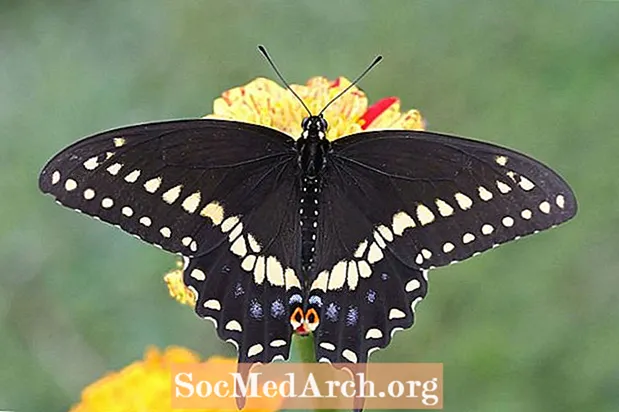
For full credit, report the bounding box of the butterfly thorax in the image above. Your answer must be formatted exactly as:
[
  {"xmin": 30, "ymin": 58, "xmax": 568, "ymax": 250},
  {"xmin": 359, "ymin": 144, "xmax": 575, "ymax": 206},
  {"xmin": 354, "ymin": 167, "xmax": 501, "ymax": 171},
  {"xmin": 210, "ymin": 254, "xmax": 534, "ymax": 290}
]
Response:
[{"xmin": 296, "ymin": 116, "xmax": 330, "ymax": 275}]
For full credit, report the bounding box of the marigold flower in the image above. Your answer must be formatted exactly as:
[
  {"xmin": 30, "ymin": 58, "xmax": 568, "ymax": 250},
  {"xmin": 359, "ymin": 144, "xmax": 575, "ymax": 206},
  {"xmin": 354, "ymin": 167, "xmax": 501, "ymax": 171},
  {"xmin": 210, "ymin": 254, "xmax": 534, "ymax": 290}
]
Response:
[
  {"xmin": 165, "ymin": 76, "xmax": 425, "ymax": 305},
  {"xmin": 70, "ymin": 347, "xmax": 281, "ymax": 412}
]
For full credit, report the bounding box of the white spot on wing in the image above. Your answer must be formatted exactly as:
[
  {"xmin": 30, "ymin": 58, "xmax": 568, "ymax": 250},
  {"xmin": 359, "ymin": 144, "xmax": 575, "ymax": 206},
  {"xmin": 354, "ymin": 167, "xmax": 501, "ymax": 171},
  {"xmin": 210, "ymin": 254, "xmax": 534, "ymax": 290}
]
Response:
[
  {"xmin": 502, "ymin": 216, "xmax": 515, "ymax": 227},
  {"xmin": 519, "ymin": 176, "xmax": 536, "ymax": 191},
  {"xmin": 266, "ymin": 256, "xmax": 285, "ymax": 286},
  {"xmin": 311, "ymin": 271, "xmax": 329, "ymax": 292},
  {"xmin": 342, "ymin": 349, "xmax": 358, "ymax": 363},
  {"xmin": 51, "ymin": 171, "xmax": 61, "ymax": 184},
  {"xmin": 65, "ymin": 179, "xmax": 77, "ymax": 191},
  {"xmin": 478, "ymin": 186, "xmax": 493, "ymax": 201},
  {"xmin": 83, "ymin": 157, "xmax": 99, "ymax": 170},
  {"xmin": 416, "ymin": 204, "xmax": 435, "ymax": 225},
  {"xmin": 365, "ymin": 328, "xmax": 383, "ymax": 339},
  {"xmin": 190, "ymin": 268, "xmax": 206, "ymax": 281},
  {"xmin": 539, "ymin": 201, "xmax": 551, "ymax": 214},
  {"xmin": 481, "ymin": 224, "xmax": 494, "ymax": 235},
  {"xmin": 455, "ymin": 193, "xmax": 473, "ymax": 210},
  {"xmin": 495, "ymin": 155, "xmax": 508, "ymax": 166},
  {"xmin": 496, "ymin": 180, "xmax": 511, "ymax": 194},
  {"xmin": 159, "ymin": 227, "xmax": 171, "ymax": 238},
  {"xmin": 392, "ymin": 211, "xmax": 416, "ymax": 235},
  {"xmin": 101, "ymin": 197, "xmax": 114, "ymax": 208},
  {"xmin": 442, "ymin": 242, "xmax": 455, "ymax": 253},
  {"xmin": 162, "ymin": 185, "xmax": 182, "ymax": 204},
  {"xmin": 182, "ymin": 191, "xmax": 201, "ymax": 214},
  {"xmin": 106, "ymin": 163, "xmax": 122, "ymax": 175},
  {"xmin": 521, "ymin": 209, "xmax": 532, "ymax": 220},
  {"xmin": 139, "ymin": 216, "xmax": 152, "ymax": 226},
  {"xmin": 285, "ymin": 268, "xmax": 301, "ymax": 290},
  {"xmin": 320, "ymin": 342, "xmax": 336, "ymax": 351},
  {"xmin": 121, "ymin": 206, "xmax": 133, "ymax": 217},
  {"xmin": 221, "ymin": 216, "xmax": 240, "ymax": 233},
  {"xmin": 328, "ymin": 260, "xmax": 347, "ymax": 290},
  {"xmin": 556, "ymin": 195, "xmax": 565, "ymax": 209},
  {"xmin": 405, "ymin": 279, "xmax": 421, "ymax": 292},
  {"xmin": 225, "ymin": 320, "xmax": 242, "ymax": 331},
  {"xmin": 367, "ymin": 243, "xmax": 384, "ymax": 264},
  {"xmin": 269, "ymin": 339, "xmax": 287, "ymax": 348},
  {"xmin": 83, "ymin": 188, "xmax": 95, "ymax": 200},
  {"xmin": 200, "ymin": 202, "xmax": 224, "ymax": 225},
  {"xmin": 347, "ymin": 261, "xmax": 359, "ymax": 290},
  {"xmin": 254, "ymin": 256, "xmax": 266, "ymax": 284},
  {"xmin": 388, "ymin": 308, "xmax": 406, "ymax": 320},
  {"xmin": 124, "ymin": 169, "xmax": 141, "ymax": 183},
  {"xmin": 462, "ymin": 233, "xmax": 475, "ymax": 244},
  {"xmin": 247, "ymin": 234, "xmax": 261, "ymax": 253},
  {"xmin": 113, "ymin": 137, "xmax": 126, "ymax": 147},
  {"xmin": 204, "ymin": 299, "xmax": 221, "ymax": 310},
  {"xmin": 358, "ymin": 261, "xmax": 372, "ymax": 278},
  {"xmin": 435, "ymin": 198, "xmax": 454, "ymax": 217},
  {"xmin": 144, "ymin": 177, "xmax": 162, "ymax": 193},
  {"xmin": 353, "ymin": 240, "xmax": 368, "ymax": 258},
  {"xmin": 230, "ymin": 236, "xmax": 247, "ymax": 257},
  {"xmin": 376, "ymin": 225, "xmax": 394, "ymax": 242}
]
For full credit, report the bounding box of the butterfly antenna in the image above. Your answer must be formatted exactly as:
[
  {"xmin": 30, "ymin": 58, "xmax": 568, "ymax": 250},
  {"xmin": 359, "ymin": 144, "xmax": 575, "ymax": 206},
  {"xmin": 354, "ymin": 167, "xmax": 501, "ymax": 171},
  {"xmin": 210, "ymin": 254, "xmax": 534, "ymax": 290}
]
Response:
[
  {"xmin": 258, "ymin": 45, "xmax": 312, "ymax": 116},
  {"xmin": 319, "ymin": 55, "xmax": 383, "ymax": 116}
]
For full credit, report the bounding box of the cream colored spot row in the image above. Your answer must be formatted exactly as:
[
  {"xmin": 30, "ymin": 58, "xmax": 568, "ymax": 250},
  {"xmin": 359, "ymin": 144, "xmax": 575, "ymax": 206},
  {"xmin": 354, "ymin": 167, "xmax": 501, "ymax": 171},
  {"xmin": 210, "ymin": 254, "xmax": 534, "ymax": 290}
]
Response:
[
  {"xmin": 502, "ymin": 216, "xmax": 514, "ymax": 227},
  {"xmin": 539, "ymin": 201, "xmax": 551, "ymax": 214},
  {"xmin": 231, "ymin": 236, "xmax": 247, "ymax": 257},
  {"xmin": 139, "ymin": 216, "xmax": 152, "ymax": 226},
  {"xmin": 462, "ymin": 232, "xmax": 475, "ymax": 244},
  {"xmin": 367, "ymin": 242, "xmax": 383, "ymax": 264},
  {"xmin": 481, "ymin": 224, "xmax": 494, "ymax": 235},
  {"xmin": 269, "ymin": 339, "xmax": 287, "ymax": 348},
  {"xmin": 121, "ymin": 206, "xmax": 133, "ymax": 217},
  {"xmin": 311, "ymin": 271, "xmax": 329, "ymax": 292},
  {"xmin": 521, "ymin": 209, "xmax": 532, "ymax": 220},
  {"xmin": 247, "ymin": 234, "xmax": 261, "ymax": 253},
  {"xmin": 442, "ymin": 242, "xmax": 455, "ymax": 253},
  {"xmin": 113, "ymin": 137, "xmax": 126, "ymax": 147},
  {"xmin": 221, "ymin": 216, "xmax": 239, "ymax": 233},
  {"xmin": 266, "ymin": 256, "xmax": 285, "ymax": 287},
  {"xmin": 253, "ymin": 256, "xmax": 266, "ymax": 284},
  {"xmin": 181, "ymin": 236, "xmax": 193, "ymax": 247},
  {"xmin": 320, "ymin": 342, "xmax": 336, "ymax": 351},
  {"xmin": 376, "ymin": 225, "xmax": 394, "ymax": 242},
  {"xmin": 285, "ymin": 268, "xmax": 301, "ymax": 290}
]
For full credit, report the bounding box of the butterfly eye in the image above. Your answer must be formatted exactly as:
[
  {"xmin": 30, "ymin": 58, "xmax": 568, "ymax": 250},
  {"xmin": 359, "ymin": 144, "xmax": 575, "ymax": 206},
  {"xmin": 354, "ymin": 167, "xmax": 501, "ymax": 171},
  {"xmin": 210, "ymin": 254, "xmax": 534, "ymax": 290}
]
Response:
[
  {"xmin": 319, "ymin": 117, "xmax": 328, "ymax": 131},
  {"xmin": 301, "ymin": 117, "xmax": 310, "ymax": 129}
]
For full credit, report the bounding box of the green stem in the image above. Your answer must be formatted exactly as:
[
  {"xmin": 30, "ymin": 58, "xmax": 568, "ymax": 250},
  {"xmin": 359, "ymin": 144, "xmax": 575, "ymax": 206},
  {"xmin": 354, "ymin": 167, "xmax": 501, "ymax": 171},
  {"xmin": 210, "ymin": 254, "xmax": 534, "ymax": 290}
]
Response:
[{"xmin": 288, "ymin": 335, "xmax": 338, "ymax": 412}]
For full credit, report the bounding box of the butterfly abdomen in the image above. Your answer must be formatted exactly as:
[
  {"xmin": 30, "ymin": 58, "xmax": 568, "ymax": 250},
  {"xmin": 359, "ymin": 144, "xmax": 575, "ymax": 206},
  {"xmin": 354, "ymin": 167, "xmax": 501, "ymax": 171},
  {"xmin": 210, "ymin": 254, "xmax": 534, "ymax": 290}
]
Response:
[{"xmin": 300, "ymin": 176, "xmax": 321, "ymax": 273}]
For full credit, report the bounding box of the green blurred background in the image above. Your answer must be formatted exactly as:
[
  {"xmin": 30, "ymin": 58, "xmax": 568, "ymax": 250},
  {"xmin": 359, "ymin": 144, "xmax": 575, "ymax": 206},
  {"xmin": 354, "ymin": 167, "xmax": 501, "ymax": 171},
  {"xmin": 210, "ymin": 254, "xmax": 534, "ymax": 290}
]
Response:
[{"xmin": 1, "ymin": 1, "xmax": 618, "ymax": 411}]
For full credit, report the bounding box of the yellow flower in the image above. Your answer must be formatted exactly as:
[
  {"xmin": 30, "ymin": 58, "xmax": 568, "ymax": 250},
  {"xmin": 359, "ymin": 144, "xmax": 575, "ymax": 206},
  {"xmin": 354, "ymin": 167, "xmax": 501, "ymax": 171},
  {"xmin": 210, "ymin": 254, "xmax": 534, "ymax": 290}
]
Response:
[
  {"xmin": 166, "ymin": 76, "xmax": 425, "ymax": 305},
  {"xmin": 70, "ymin": 347, "xmax": 281, "ymax": 412},
  {"xmin": 206, "ymin": 76, "xmax": 424, "ymax": 139}
]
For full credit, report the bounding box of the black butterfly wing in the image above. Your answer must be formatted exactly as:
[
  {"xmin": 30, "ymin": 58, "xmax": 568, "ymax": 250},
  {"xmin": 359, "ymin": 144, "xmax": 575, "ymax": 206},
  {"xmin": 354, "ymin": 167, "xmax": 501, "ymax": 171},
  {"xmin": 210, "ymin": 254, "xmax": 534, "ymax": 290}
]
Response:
[
  {"xmin": 39, "ymin": 119, "xmax": 303, "ymax": 364},
  {"xmin": 311, "ymin": 129, "xmax": 576, "ymax": 364}
]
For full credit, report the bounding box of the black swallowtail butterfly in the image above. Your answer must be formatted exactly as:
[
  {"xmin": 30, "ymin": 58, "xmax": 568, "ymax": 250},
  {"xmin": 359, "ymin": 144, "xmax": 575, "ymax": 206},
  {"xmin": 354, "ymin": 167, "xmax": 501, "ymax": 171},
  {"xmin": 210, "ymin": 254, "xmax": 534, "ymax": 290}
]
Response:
[{"xmin": 38, "ymin": 54, "xmax": 576, "ymax": 381}]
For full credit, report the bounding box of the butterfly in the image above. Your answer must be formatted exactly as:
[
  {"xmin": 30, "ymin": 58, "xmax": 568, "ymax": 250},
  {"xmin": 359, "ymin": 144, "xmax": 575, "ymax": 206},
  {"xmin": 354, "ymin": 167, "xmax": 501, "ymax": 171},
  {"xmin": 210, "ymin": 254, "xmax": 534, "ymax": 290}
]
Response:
[{"xmin": 38, "ymin": 50, "xmax": 577, "ymax": 380}]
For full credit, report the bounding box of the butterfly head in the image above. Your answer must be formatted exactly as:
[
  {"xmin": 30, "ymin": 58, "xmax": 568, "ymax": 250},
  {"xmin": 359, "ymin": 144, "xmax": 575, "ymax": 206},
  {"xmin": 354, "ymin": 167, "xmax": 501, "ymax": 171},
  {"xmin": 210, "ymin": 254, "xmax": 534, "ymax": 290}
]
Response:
[{"xmin": 301, "ymin": 115, "xmax": 328, "ymax": 141}]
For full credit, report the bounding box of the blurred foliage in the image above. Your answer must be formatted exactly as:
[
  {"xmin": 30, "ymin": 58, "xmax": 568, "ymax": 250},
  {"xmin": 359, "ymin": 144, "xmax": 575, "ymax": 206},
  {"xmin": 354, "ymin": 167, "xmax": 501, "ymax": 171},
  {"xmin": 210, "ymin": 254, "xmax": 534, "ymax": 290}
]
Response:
[{"xmin": 1, "ymin": 1, "xmax": 618, "ymax": 411}]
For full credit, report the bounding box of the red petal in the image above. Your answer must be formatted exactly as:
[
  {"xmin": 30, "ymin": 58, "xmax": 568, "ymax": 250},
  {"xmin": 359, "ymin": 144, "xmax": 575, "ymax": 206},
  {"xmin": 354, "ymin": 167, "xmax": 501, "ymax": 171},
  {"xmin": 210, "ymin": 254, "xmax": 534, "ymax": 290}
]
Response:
[
  {"xmin": 330, "ymin": 77, "xmax": 341, "ymax": 88},
  {"xmin": 359, "ymin": 96, "xmax": 398, "ymax": 129}
]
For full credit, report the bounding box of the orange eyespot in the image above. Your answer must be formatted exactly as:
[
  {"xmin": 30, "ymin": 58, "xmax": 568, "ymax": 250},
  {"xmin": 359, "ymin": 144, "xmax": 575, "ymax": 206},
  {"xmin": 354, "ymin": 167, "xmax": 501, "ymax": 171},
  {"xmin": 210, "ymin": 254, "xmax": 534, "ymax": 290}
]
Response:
[
  {"xmin": 290, "ymin": 307, "xmax": 304, "ymax": 327},
  {"xmin": 305, "ymin": 308, "xmax": 320, "ymax": 331}
]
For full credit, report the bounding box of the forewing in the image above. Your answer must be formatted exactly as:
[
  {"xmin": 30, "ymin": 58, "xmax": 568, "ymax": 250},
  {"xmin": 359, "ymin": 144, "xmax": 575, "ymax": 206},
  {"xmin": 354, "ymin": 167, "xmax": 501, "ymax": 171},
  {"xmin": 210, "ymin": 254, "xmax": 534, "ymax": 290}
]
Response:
[
  {"xmin": 39, "ymin": 119, "xmax": 302, "ymax": 364},
  {"xmin": 310, "ymin": 129, "xmax": 576, "ymax": 364}
]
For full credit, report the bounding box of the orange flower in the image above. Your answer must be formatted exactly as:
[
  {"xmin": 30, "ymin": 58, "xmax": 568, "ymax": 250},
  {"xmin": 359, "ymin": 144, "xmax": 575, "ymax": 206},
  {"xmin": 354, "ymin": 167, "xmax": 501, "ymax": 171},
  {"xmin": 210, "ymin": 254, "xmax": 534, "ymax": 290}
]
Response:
[
  {"xmin": 69, "ymin": 347, "xmax": 281, "ymax": 412},
  {"xmin": 165, "ymin": 76, "xmax": 425, "ymax": 305}
]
